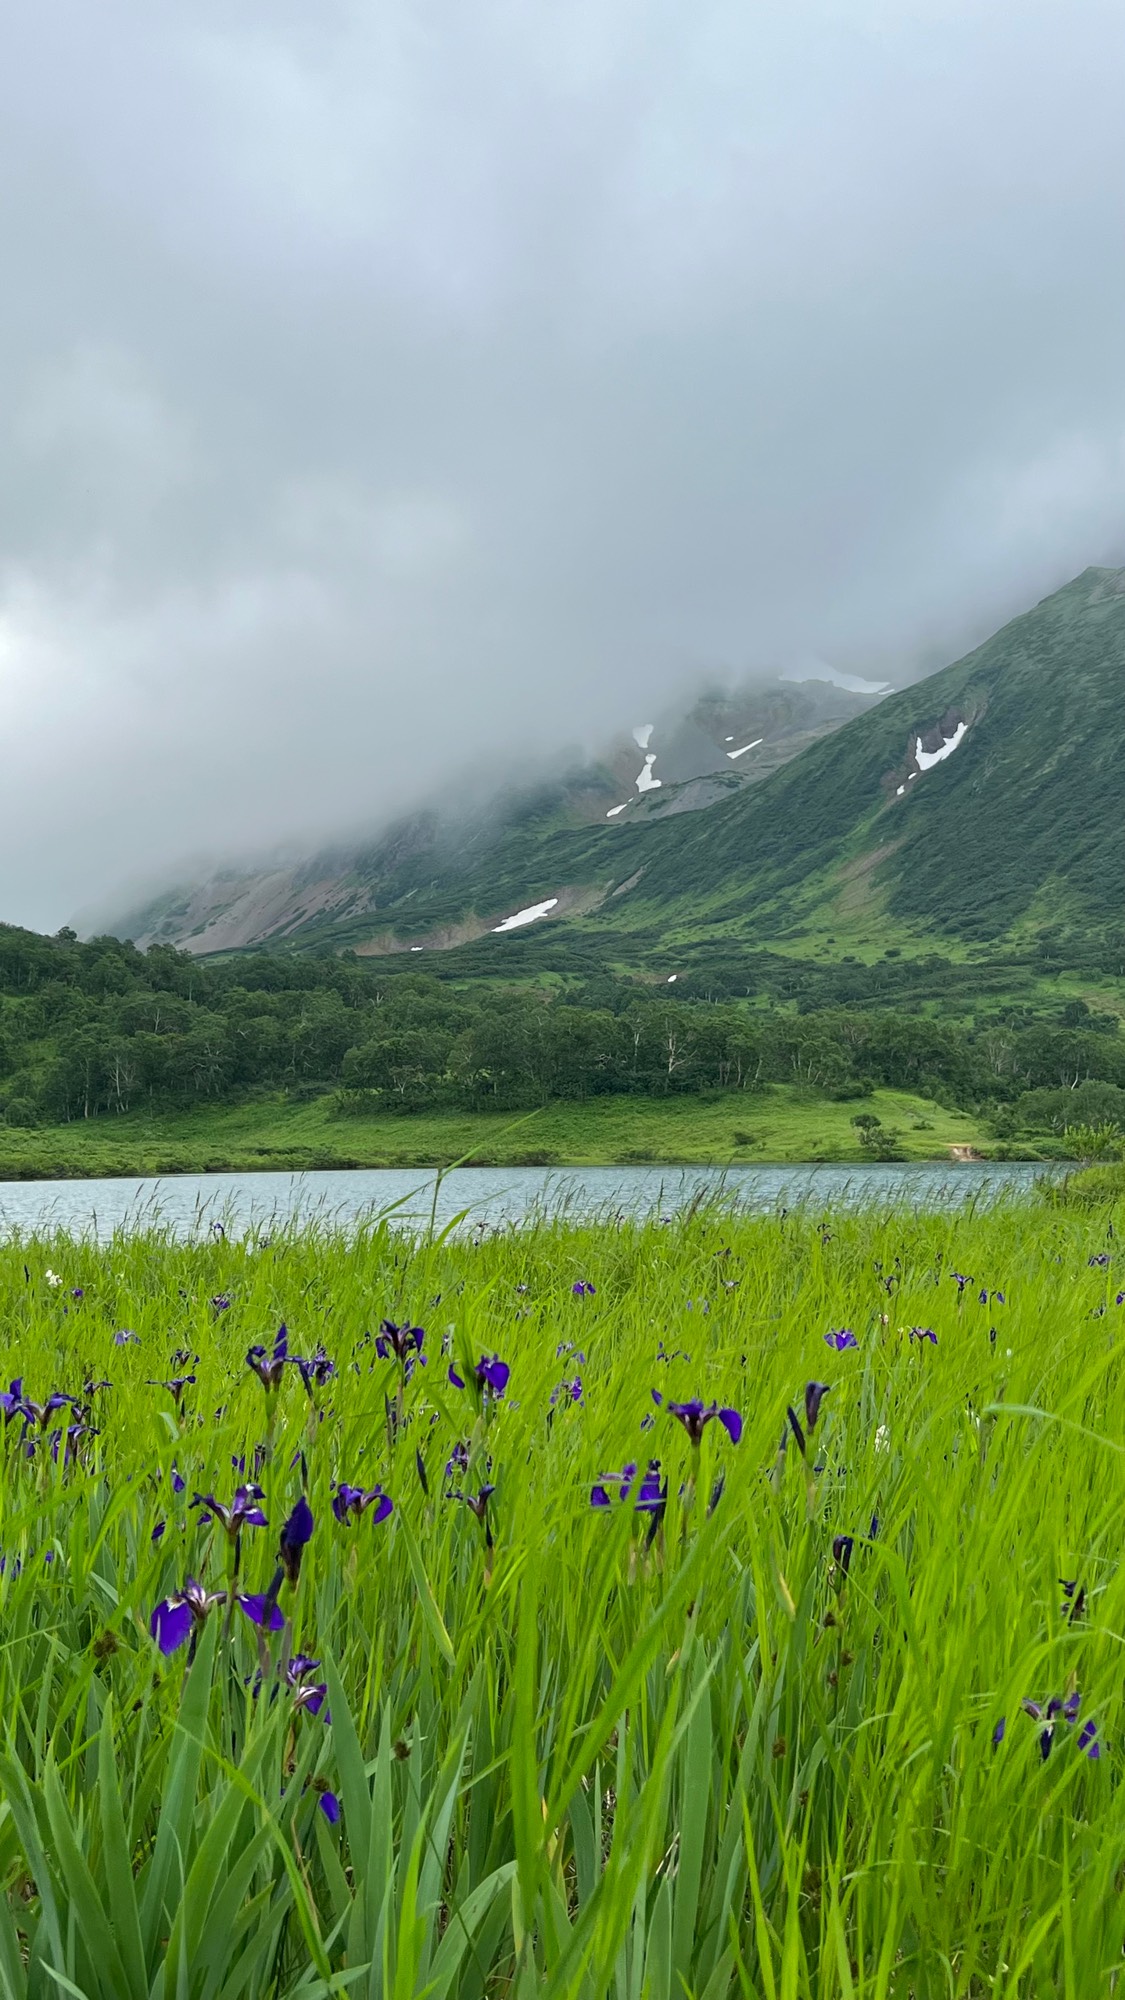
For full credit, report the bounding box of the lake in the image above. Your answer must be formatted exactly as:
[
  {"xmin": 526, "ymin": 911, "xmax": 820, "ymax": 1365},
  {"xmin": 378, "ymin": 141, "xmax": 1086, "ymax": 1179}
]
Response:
[{"xmin": 0, "ymin": 1160, "xmax": 1062, "ymax": 1238}]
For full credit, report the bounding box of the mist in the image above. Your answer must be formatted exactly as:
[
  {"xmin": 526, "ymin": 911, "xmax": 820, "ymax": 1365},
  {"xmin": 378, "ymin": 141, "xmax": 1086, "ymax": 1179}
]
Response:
[{"xmin": 1, "ymin": 0, "xmax": 1124, "ymax": 931}]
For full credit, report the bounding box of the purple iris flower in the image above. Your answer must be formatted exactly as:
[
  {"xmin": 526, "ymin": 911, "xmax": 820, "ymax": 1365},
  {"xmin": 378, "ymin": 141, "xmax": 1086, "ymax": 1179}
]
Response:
[
  {"xmin": 550, "ymin": 1377, "xmax": 583, "ymax": 1407},
  {"xmin": 1060, "ymin": 1578, "xmax": 1087, "ymax": 1622},
  {"xmin": 0, "ymin": 1380, "xmax": 26, "ymax": 1424},
  {"xmin": 651, "ymin": 1392, "xmax": 742, "ymax": 1445},
  {"xmin": 591, "ymin": 1460, "xmax": 666, "ymax": 1514},
  {"xmin": 375, "ymin": 1320, "xmax": 426, "ymax": 1364},
  {"xmin": 21, "ymin": 1391, "xmax": 80, "ymax": 1427},
  {"xmin": 1006, "ymin": 1692, "xmax": 1102, "ymax": 1761},
  {"xmin": 909, "ymin": 1327, "xmax": 938, "ymax": 1345},
  {"xmin": 113, "ymin": 1330, "xmax": 140, "ymax": 1346},
  {"xmin": 1089, "ymin": 1253, "xmax": 1111, "ymax": 1268},
  {"xmin": 150, "ymin": 1575, "xmax": 226, "ymax": 1654},
  {"xmin": 246, "ymin": 1325, "xmax": 290, "ymax": 1391},
  {"xmin": 572, "ymin": 1282, "xmax": 596, "ymax": 1297},
  {"xmin": 786, "ymin": 1382, "xmax": 830, "ymax": 1458},
  {"xmin": 236, "ymin": 1592, "xmax": 286, "ymax": 1631},
  {"xmin": 294, "ymin": 1347, "xmax": 336, "ymax": 1395},
  {"xmin": 319, "ymin": 1790, "xmax": 341, "ymax": 1822},
  {"xmin": 832, "ymin": 1534, "xmax": 854, "ymax": 1577},
  {"xmin": 332, "ymin": 1483, "xmax": 393, "ymax": 1525},
  {"xmin": 824, "ymin": 1329, "xmax": 858, "ymax": 1350},
  {"xmin": 278, "ymin": 1497, "xmax": 314, "ymax": 1584},
  {"xmin": 284, "ymin": 1655, "xmax": 328, "ymax": 1713},
  {"xmin": 192, "ymin": 1484, "xmax": 268, "ymax": 1537},
  {"xmin": 951, "ymin": 1272, "xmax": 972, "ymax": 1292},
  {"xmin": 210, "ymin": 1294, "xmax": 231, "ymax": 1314},
  {"xmin": 445, "ymin": 1440, "xmax": 471, "ymax": 1481},
  {"xmin": 448, "ymin": 1355, "xmax": 509, "ymax": 1397}
]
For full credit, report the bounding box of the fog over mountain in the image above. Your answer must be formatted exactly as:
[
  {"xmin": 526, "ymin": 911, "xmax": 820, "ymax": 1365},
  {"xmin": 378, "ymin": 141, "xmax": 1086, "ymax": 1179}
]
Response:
[{"xmin": 1, "ymin": 0, "xmax": 1124, "ymax": 930}]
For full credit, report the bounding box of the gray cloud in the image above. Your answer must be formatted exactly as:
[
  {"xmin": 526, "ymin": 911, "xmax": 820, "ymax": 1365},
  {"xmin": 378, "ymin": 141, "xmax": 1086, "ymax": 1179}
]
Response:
[{"xmin": 1, "ymin": 0, "xmax": 1123, "ymax": 927}]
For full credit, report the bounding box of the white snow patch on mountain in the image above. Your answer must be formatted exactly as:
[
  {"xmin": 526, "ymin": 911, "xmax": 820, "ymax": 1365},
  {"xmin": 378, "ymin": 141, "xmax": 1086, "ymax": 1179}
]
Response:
[
  {"xmin": 915, "ymin": 721, "xmax": 967, "ymax": 770},
  {"xmin": 632, "ymin": 723, "xmax": 654, "ymax": 749},
  {"xmin": 636, "ymin": 753, "xmax": 661, "ymax": 792},
  {"xmin": 606, "ymin": 801, "xmax": 630, "ymax": 818},
  {"xmin": 727, "ymin": 737, "xmax": 764, "ymax": 760},
  {"xmin": 493, "ymin": 897, "xmax": 559, "ymax": 932}
]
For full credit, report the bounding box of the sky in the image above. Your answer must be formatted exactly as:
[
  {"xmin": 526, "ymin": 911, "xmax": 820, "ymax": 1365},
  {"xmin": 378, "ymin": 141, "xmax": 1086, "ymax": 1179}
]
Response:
[{"xmin": 1, "ymin": 0, "xmax": 1124, "ymax": 930}]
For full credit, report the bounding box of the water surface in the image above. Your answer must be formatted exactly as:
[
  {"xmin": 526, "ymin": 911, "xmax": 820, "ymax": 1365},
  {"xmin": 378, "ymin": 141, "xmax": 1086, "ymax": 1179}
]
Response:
[{"xmin": 0, "ymin": 1161, "xmax": 1060, "ymax": 1239}]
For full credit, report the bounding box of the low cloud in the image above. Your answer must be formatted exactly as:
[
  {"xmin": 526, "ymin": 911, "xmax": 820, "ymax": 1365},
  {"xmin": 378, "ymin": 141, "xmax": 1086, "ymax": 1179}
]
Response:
[{"xmin": 0, "ymin": 0, "xmax": 1123, "ymax": 927}]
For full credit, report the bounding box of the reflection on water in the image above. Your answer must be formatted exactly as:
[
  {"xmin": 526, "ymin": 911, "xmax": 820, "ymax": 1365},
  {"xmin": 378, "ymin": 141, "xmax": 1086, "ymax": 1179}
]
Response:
[{"xmin": 0, "ymin": 1161, "xmax": 1060, "ymax": 1239}]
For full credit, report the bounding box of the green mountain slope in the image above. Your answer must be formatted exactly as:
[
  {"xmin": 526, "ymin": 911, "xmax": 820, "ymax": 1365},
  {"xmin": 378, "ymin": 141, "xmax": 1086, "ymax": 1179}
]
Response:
[{"xmin": 612, "ymin": 565, "xmax": 1125, "ymax": 949}]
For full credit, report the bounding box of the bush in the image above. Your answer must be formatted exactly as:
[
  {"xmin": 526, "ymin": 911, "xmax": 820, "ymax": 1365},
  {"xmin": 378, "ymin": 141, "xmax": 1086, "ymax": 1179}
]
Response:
[{"xmin": 3, "ymin": 1098, "xmax": 38, "ymax": 1128}]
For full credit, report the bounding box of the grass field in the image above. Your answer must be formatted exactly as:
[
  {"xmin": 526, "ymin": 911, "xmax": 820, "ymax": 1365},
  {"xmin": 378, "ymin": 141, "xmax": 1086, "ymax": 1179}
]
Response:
[
  {"xmin": 0, "ymin": 1087, "xmax": 990, "ymax": 1178},
  {"xmin": 0, "ymin": 1192, "xmax": 1123, "ymax": 1994}
]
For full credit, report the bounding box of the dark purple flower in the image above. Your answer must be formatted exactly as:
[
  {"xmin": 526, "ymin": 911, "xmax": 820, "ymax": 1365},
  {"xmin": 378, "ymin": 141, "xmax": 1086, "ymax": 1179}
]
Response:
[
  {"xmin": 824, "ymin": 1329, "xmax": 857, "ymax": 1350},
  {"xmin": 191, "ymin": 1484, "xmax": 268, "ymax": 1537},
  {"xmin": 21, "ymin": 1390, "xmax": 80, "ymax": 1427},
  {"xmin": 246, "ymin": 1325, "xmax": 290, "ymax": 1391},
  {"xmin": 236, "ymin": 1592, "xmax": 286, "ymax": 1631},
  {"xmin": 0, "ymin": 1379, "xmax": 25, "ymax": 1424},
  {"xmin": 331, "ymin": 1482, "xmax": 393, "ymax": 1525},
  {"xmin": 1060, "ymin": 1578, "xmax": 1087, "ymax": 1622},
  {"xmin": 786, "ymin": 1381, "xmax": 830, "ymax": 1457},
  {"xmin": 591, "ymin": 1461, "xmax": 666, "ymax": 1516},
  {"xmin": 113, "ymin": 1329, "xmax": 140, "ymax": 1346},
  {"xmin": 832, "ymin": 1534, "xmax": 855, "ymax": 1577},
  {"xmin": 572, "ymin": 1281, "xmax": 596, "ymax": 1297},
  {"xmin": 294, "ymin": 1346, "xmax": 336, "ymax": 1395},
  {"xmin": 319, "ymin": 1790, "xmax": 340, "ymax": 1822},
  {"xmin": 210, "ymin": 1294, "xmax": 231, "ymax": 1314},
  {"xmin": 284, "ymin": 1655, "xmax": 328, "ymax": 1713},
  {"xmin": 171, "ymin": 1463, "xmax": 186, "ymax": 1494},
  {"xmin": 1089, "ymin": 1253, "xmax": 1111, "ymax": 1268},
  {"xmin": 449, "ymin": 1354, "xmax": 509, "ymax": 1398},
  {"xmin": 909, "ymin": 1327, "xmax": 938, "ymax": 1345},
  {"xmin": 150, "ymin": 1575, "xmax": 226, "ymax": 1653},
  {"xmin": 375, "ymin": 1320, "xmax": 426, "ymax": 1363},
  {"xmin": 70, "ymin": 1288, "xmax": 85, "ymax": 1301},
  {"xmin": 278, "ymin": 1497, "xmax": 314, "ymax": 1584},
  {"xmin": 651, "ymin": 1392, "xmax": 742, "ymax": 1445},
  {"xmin": 550, "ymin": 1377, "xmax": 583, "ymax": 1407},
  {"xmin": 992, "ymin": 1717, "xmax": 1006, "ymax": 1746}
]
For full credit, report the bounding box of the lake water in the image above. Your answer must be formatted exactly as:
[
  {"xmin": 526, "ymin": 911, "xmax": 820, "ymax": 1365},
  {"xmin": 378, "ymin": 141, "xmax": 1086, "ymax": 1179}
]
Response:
[{"xmin": 0, "ymin": 1161, "xmax": 1061, "ymax": 1238}]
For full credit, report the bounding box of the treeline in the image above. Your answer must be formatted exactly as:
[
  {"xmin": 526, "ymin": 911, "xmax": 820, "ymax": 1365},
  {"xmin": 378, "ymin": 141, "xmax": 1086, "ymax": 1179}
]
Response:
[{"xmin": 1, "ymin": 923, "xmax": 1124, "ymax": 1131}]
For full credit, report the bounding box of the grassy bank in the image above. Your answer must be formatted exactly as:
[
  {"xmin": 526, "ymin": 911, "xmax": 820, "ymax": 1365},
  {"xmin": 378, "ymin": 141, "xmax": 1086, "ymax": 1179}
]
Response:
[
  {"xmin": 0, "ymin": 1085, "xmax": 990, "ymax": 1177},
  {"xmin": 1, "ymin": 1197, "xmax": 1125, "ymax": 1991}
]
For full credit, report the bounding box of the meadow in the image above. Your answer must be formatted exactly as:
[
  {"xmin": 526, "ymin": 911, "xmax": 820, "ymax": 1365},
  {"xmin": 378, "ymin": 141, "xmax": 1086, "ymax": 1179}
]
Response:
[
  {"xmin": 0, "ymin": 1192, "xmax": 1122, "ymax": 1997},
  {"xmin": 0, "ymin": 1085, "xmax": 989, "ymax": 1179}
]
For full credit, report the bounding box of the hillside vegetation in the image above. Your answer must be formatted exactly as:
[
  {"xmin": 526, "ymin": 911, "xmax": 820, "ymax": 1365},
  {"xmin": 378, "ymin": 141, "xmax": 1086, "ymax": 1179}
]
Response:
[{"xmin": 3, "ymin": 923, "xmax": 1125, "ymax": 1168}]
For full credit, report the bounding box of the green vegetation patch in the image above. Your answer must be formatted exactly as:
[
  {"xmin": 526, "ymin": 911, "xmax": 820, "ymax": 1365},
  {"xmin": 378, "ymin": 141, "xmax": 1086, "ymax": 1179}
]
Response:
[{"xmin": 0, "ymin": 1195, "xmax": 1123, "ymax": 1989}]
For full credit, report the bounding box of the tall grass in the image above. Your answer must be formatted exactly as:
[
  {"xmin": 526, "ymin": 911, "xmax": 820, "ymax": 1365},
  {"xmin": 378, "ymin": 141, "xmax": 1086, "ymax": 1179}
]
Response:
[{"xmin": 0, "ymin": 1194, "xmax": 1121, "ymax": 1996}]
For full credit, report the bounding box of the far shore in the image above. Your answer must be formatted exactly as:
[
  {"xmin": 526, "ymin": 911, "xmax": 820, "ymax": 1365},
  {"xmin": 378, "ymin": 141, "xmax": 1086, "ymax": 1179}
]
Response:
[{"xmin": 0, "ymin": 1083, "xmax": 1056, "ymax": 1180}]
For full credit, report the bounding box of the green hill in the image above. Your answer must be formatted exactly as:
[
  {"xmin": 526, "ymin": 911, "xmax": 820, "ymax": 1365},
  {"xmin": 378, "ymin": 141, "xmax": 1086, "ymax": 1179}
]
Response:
[{"xmin": 616, "ymin": 565, "xmax": 1125, "ymax": 951}]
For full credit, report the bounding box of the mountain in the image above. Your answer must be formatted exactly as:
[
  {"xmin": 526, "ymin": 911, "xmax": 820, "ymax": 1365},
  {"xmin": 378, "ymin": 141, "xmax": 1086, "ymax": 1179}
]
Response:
[
  {"xmin": 99, "ymin": 672, "xmax": 883, "ymax": 953},
  {"xmin": 101, "ymin": 565, "xmax": 1125, "ymax": 972},
  {"xmin": 617, "ymin": 564, "xmax": 1125, "ymax": 952}
]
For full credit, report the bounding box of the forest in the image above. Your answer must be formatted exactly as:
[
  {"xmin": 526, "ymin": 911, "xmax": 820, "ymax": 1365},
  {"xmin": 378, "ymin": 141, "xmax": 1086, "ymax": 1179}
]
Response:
[{"xmin": 1, "ymin": 923, "xmax": 1124, "ymax": 1146}]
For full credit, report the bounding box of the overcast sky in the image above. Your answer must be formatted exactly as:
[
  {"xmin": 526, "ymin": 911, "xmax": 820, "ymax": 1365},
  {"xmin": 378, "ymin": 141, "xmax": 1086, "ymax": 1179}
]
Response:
[{"xmin": 2, "ymin": 0, "xmax": 1124, "ymax": 929}]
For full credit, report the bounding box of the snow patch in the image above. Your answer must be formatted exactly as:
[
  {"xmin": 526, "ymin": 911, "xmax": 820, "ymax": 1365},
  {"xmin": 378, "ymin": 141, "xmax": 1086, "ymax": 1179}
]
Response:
[
  {"xmin": 632, "ymin": 723, "xmax": 654, "ymax": 749},
  {"xmin": 915, "ymin": 721, "xmax": 967, "ymax": 770},
  {"xmin": 410, "ymin": 945, "xmax": 424, "ymax": 951},
  {"xmin": 635, "ymin": 753, "xmax": 661, "ymax": 792},
  {"xmin": 606, "ymin": 801, "xmax": 631, "ymax": 818},
  {"xmin": 727, "ymin": 736, "xmax": 764, "ymax": 761},
  {"xmin": 667, "ymin": 974, "xmax": 678, "ymax": 983},
  {"xmin": 493, "ymin": 897, "xmax": 559, "ymax": 933}
]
